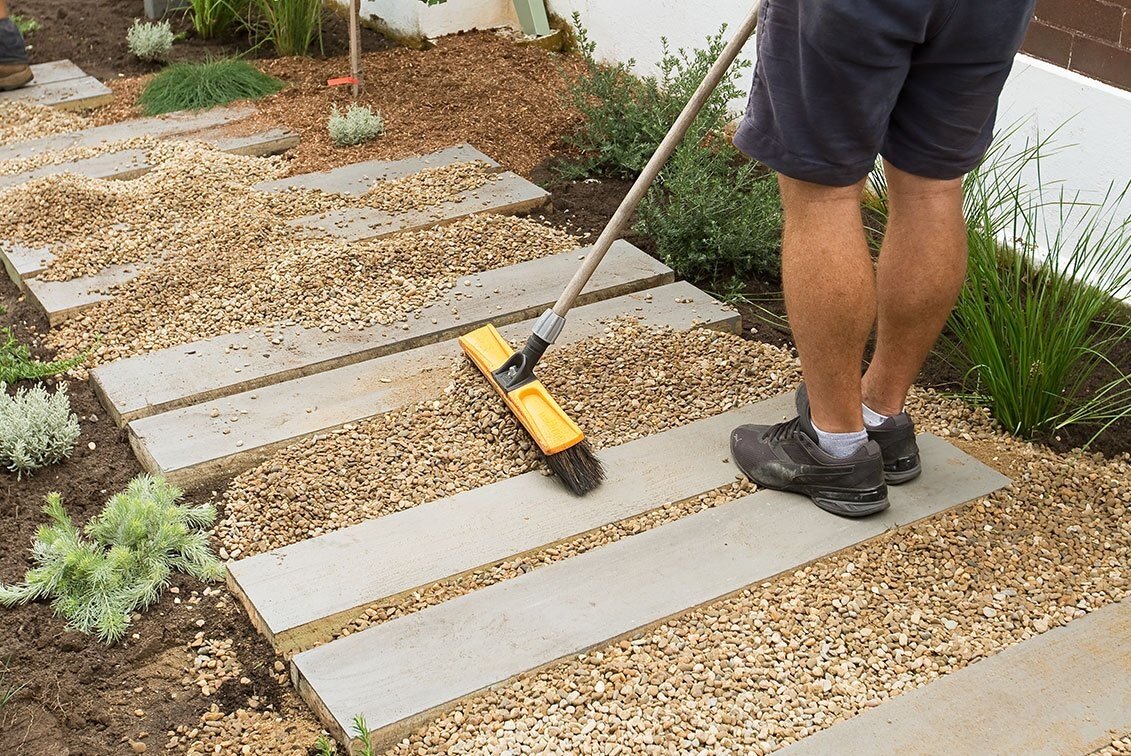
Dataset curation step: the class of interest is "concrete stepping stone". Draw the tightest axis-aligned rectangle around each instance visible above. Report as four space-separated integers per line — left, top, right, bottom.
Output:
229 391 793 656
290 172 548 242
0 128 299 190
781 598 1131 755
253 144 500 196
129 281 737 489
92 240 672 425
0 105 256 163
290 432 1009 748
0 60 112 110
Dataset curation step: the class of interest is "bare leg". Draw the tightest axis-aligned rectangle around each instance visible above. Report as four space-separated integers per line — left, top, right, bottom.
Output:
862 161 968 415
778 174 874 433
0 1 9 19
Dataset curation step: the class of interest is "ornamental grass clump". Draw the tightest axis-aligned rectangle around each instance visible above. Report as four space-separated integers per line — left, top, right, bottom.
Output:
127 19 176 62
138 58 285 116
327 104 385 147
0 476 225 644
188 0 248 38
0 382 80 478
248 0 322 56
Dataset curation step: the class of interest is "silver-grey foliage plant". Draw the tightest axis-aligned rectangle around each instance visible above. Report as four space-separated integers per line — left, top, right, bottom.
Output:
0 382 80 478
127 19 175 62
328 104 385 147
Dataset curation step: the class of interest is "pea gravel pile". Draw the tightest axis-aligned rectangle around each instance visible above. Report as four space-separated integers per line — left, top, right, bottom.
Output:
0 102 91 148
218 324 803 558
0 141 557 367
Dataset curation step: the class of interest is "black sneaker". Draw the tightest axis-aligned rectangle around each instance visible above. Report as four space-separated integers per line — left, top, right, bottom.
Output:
797 384 922 485
730 391 889 518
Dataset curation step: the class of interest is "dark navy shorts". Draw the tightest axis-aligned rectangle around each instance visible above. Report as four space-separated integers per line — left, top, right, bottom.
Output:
733 0 1036 186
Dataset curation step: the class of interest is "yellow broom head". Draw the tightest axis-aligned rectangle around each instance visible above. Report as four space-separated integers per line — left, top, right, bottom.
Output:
457 324 584 455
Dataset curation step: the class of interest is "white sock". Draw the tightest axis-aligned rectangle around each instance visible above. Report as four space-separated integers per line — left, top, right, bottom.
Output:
862 403 891 429
812 422 869 459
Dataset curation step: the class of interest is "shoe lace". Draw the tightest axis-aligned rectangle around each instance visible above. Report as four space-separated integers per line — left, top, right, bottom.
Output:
765 416 803 444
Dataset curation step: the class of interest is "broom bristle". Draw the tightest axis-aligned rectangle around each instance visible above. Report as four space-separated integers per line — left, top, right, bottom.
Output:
545 439 606 496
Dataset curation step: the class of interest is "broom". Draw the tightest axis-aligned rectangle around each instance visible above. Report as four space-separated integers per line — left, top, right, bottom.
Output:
459 2 764 495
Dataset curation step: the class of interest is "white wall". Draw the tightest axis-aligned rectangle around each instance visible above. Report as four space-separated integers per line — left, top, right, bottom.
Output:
357 0 520 41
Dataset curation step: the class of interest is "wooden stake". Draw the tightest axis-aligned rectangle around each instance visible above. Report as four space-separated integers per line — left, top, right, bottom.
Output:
349 0 363 96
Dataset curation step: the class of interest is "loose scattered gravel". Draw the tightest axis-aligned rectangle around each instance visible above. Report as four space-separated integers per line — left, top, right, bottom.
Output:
0 135 158 177
218 324 802 558
0 102 91 148
382 405 1128 753
47 210 574 367
166 702 325 755
0 141 556 367
1097 736 1131 755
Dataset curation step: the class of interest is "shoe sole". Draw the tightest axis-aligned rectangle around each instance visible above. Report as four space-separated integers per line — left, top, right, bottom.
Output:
885 464 922 486
736 463 891 519
0 69 33 91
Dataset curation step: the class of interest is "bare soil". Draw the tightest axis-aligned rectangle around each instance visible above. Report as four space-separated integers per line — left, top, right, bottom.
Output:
10 0 391 81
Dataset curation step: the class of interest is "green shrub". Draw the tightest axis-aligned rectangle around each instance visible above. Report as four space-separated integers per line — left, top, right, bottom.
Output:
0 328 86 385
127 19 176 62
328 104 385 147
0 476 224 644
247 0 322 57
138 58 284 116
636 142 781 282
558 17 750 180
0 382 80 478
187 0 248 38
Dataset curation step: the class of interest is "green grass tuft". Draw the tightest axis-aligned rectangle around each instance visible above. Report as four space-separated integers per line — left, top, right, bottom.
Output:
138 58 284 116
12 14 40 36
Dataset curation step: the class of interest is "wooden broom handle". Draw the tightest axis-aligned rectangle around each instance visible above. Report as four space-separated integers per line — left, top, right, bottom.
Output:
552 0 764 318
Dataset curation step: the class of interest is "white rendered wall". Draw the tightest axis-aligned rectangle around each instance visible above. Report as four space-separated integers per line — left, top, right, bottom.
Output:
356 0 520 40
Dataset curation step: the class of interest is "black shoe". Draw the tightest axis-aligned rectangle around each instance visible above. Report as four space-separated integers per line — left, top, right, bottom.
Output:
796 384 922 485
730 392 889 518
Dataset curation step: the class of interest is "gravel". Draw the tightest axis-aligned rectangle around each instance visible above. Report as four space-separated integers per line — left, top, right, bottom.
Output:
218 323 802 558
0 102 91 148
382 398 1128 754
1097 737 1131 755
166 702 325 756
0 141 559 367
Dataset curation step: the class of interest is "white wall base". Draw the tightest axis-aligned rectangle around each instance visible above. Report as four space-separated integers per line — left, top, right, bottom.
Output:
356 0 521 41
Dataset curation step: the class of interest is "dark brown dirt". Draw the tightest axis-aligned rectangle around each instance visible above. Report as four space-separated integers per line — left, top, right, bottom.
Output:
0 285 297 755
10 0 390 82
530 160 1130 458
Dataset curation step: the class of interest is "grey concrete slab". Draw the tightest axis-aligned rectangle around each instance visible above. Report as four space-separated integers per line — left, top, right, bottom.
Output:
780 599 1131 756
0 128 299 189
130 281 738 490
0 73 112 111
0 106 256 164
17 60 87 86
91 241 673 425
292 434 1010 748
290 172 548 241
231 389 790 656
0 244 52 287
23 263 139 325
253 144 500 196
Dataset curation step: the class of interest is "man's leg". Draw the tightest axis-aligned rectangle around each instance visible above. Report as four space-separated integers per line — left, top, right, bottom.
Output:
778 175 874 436
862 161 968 416
0 0 32 92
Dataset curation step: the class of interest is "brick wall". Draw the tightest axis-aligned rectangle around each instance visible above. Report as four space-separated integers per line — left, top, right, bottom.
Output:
1023 0 1131 90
